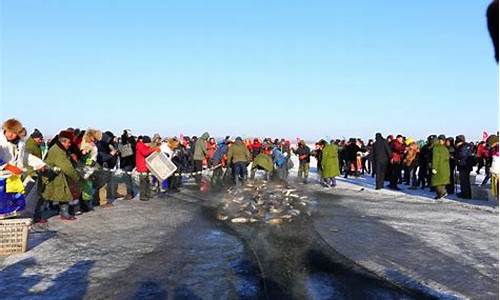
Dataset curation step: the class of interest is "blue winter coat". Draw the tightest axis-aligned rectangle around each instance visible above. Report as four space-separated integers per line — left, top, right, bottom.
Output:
272 148 286 168
211 143 228 165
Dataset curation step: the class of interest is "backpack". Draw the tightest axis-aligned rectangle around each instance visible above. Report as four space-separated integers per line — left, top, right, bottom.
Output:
118 142 133 158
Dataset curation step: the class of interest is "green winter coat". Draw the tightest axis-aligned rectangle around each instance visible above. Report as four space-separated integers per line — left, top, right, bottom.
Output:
321 144 340 178
431 143 450 187
227 141 251 164
193 132 209 161
25 137 42 159
25 137 43 177
252 153 273 172
42 143 81 202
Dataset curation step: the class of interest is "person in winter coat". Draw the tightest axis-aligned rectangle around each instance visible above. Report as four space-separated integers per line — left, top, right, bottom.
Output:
136 136 159 201
193 132 209 183
389 135 405 190
210 140 229 187
25 129 47 223
25 129 44 160
372 133 392 190
0 120 46 219
250 152 273 181
418 135 435 189
79 129 105 210
94 131 118 207
271 145 289 182
118 129 136 172
227 137 251 185
164 137 183 193
431 135 450 199
320 140 340 187
403 140 420 189
293 140 311 184
311 142 323 177
42 131 82 221
446 137 456 195
487 135 499 197
206 138 217 167
363 139 373 176
0 119 45 174
97 131 118 169
250 138 262 159
343 138 360 178
455 135 473 199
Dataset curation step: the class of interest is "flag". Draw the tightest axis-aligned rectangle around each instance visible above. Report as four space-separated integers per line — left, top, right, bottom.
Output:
482 131 489 142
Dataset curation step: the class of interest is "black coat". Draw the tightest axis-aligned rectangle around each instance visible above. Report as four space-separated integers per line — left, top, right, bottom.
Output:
372 138 392 164
419 144 432 167
456 143 474 172
294 145 311 163
344 143 360 162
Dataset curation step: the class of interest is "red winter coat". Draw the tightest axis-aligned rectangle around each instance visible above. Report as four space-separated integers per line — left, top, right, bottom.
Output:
390 140 405 164
477 143 490 158
136 140 157 173
207 141 217 160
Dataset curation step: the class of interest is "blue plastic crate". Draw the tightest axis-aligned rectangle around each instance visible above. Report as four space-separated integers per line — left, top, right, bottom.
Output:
0 178 26 215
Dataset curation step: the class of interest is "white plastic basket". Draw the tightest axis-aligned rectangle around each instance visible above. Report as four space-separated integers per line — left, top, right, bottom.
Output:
145 152 178 181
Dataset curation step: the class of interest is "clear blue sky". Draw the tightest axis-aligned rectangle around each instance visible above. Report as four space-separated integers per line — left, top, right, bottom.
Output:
1 1 498 141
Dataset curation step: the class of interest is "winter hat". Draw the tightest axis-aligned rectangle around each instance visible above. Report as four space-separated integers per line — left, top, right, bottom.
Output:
59 130 74 141
375 133 382 139
142 136 151 143
487 135 499 147
168 137 179 150
18 127 27 138
84 129 102 142
438 134 446 141
235 136 243 142
31 129 43 139
455 135 466 144
2 118 24 134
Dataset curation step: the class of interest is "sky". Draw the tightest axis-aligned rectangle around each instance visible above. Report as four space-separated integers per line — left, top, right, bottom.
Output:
0 1 498 141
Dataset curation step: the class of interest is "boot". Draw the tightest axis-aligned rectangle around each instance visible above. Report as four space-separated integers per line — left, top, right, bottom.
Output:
60 204 76 221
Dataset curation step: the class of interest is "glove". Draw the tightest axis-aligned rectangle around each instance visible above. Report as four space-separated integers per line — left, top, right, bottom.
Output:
432 169 437 174
4 164 23 175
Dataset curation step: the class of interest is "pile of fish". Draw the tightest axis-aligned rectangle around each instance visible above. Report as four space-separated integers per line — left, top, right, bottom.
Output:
217 182 314 225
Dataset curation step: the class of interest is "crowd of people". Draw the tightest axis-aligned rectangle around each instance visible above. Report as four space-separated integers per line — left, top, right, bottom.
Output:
0 118 498 224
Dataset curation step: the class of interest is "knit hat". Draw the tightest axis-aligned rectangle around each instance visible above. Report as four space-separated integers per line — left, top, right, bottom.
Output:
31 129 43 139
438 134 446 141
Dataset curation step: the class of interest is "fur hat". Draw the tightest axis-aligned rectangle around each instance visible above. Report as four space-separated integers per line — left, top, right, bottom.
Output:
83 129 102 143
168 137 180 150
2 118 24 134
59 130 74 141
487 135 499 147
